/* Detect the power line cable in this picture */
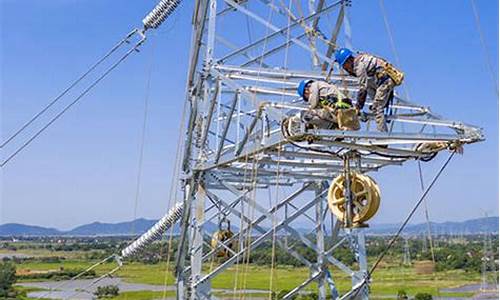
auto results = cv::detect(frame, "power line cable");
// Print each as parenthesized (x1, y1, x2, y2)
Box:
(0, 30, 138, 149)
(0, 38, 145, 168)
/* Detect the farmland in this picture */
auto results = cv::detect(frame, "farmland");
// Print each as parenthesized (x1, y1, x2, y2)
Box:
(1, 234, 497, 299)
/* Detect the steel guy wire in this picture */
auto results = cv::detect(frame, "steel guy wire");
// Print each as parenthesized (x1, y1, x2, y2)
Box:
(38, 202, 183, 299)
(37, 254, 116, 299)
(369, 151, 455, 275)
(349, 150, 456, 299)
(63, 265, 122, 300)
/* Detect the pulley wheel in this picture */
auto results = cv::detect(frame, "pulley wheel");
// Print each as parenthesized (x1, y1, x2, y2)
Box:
(327, 172, 381, 226)
(211, 230, 234, 258)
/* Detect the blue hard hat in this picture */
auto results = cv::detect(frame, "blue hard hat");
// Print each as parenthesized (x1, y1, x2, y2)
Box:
(297, 80, 313, 98)
(334, 48, 354, 67)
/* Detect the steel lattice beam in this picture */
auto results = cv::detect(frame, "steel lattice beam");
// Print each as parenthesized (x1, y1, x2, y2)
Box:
(174, 1, 483, 299)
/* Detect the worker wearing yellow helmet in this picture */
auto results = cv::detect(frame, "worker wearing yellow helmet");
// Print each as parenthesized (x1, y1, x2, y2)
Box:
(334, 48, 404, 132)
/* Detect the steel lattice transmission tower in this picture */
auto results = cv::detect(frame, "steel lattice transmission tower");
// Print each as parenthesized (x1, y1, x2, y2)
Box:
(171, 0, 483, 299)
(402, 237, 411, 266)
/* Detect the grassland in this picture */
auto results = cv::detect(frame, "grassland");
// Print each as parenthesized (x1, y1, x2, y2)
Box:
(15, 258, 479, 298)
(6, 235, 493, 299)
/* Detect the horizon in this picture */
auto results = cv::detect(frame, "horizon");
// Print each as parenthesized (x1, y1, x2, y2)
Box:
(1, 0, 499, 230)
(1, 215, 498, 232)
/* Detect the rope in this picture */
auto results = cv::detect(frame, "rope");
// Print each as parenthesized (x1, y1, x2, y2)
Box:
(161, 74, 192, 298)
(268, 0, 293, 296)
(241, 154, 259, 300)
(238, 112, 264, 298)
(0, 38, 146, 168)
(132, 39, 155, 237)
(268, 151, 281, 299)
(378, 0, 401, 69)
(235, 2, 277, 298)
(417, 160, 442, 298)
(230, 151, 254, 299)
(417, 161, 436, 263)
(157, 4, 194, 293)
(349, 150, 456, 298)
(0, 29, 138, 150)
(275, 0, 338, 51)
(378, 0, 412, 134)
(470, 0, 499, 96)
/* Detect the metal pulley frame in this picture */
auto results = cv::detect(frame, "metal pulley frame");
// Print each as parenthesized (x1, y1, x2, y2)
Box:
(210, 218, 235, 258)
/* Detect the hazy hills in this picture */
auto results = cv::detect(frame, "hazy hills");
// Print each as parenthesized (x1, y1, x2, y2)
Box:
(0, 217, 497, 237)
(366, 216, 499, 235)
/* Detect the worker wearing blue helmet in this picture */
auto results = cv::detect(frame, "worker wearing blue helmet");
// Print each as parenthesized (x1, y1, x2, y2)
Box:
(296, 79, 355, 130)
(334, 48, 404, 132)
(297, 79, 352, 109)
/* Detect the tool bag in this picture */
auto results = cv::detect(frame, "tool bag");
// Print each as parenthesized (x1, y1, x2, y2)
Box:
(336, 108, 360, 131)
(319, 91, 360, 131)
(382, 62, 404, 85)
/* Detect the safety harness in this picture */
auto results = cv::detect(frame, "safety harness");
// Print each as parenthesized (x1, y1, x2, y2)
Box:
(362, 55, 403, 121)
(363, 54, 404, 86)
(317, 86, 353, 110)
(314, 86, 360, 131)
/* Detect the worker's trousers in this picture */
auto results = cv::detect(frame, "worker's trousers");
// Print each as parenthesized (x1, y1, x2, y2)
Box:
(371, 78, 396, 132)
(301, 108, 337, 130)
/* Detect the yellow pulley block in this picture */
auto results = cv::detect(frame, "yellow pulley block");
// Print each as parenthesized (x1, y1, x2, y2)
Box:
(327, 172, 381, 227)
(211, 219, 235, 258)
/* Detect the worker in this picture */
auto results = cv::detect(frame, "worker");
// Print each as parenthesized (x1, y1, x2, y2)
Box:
(334, 48, 404, 132)
(296, 80, 353, 130)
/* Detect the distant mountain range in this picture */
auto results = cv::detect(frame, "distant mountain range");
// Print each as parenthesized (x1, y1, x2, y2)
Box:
(0, 219, 172, 237)
(0, 217, 497, 237)
(367, 216, 499, 235)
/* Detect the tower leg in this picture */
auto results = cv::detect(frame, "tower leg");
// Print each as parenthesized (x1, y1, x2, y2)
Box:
(190, 180, 211, 300)
(316, 184, 326, 300)
(176, 182, 193, 300)
(352, 228, 369, 300)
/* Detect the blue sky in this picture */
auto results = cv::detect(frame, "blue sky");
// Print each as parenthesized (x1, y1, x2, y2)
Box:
(1, 0, 498, 230)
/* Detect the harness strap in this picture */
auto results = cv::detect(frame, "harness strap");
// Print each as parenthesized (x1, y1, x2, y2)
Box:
(318, 85, 352, 109)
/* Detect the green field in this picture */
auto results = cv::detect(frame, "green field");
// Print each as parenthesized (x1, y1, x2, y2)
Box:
(15, 259, 479, 298)
(6, 234, 495, 299)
